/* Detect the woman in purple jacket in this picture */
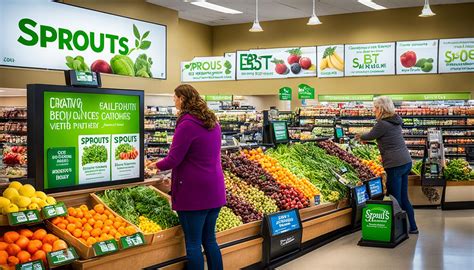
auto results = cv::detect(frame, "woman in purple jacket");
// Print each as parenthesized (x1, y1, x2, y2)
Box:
(148, 84, 226, 270)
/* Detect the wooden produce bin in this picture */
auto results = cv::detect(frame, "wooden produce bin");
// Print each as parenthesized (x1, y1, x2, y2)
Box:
(91, 185, 182, 245)
(443, 180, 474, 209)
(45, 194, 140, 259)
(301, 208, 352, 243)
(408, 175, 443, 207)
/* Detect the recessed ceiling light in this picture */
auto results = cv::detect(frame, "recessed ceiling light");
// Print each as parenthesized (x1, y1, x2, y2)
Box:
(190, 1, 242, 14)
(358, 0, 387, 10)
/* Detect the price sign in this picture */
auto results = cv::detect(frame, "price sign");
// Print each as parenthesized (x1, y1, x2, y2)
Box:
(42, 202, 68, 219)
(93, 239, 119, 256)
(120, 232, 145, 249)
(314, 195, 321, 206)
(8, 210, 41, 226)
(439, 38, 474, 73)
(47, 247, 79, 266)
(15, 260, 45, 270)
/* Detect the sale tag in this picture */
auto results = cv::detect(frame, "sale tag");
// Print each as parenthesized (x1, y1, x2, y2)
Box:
(314, 195, 321, 206)
(93, 239, 119, 256)
(8, 210, 41, 226)
(42, 202, 68, 219)
(47, 247, 79, 266)
(120, 232, 145, 250)
(15, 260, 45, 270)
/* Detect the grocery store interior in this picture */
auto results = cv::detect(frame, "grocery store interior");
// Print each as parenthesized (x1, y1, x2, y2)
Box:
(0, 0, 473, 269)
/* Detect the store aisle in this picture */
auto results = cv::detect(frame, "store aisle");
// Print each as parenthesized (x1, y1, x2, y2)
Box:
(278, 209, 474, 270)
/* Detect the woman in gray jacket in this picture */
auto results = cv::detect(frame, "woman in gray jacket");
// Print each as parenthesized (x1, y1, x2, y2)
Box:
(357, 96, 418, 234)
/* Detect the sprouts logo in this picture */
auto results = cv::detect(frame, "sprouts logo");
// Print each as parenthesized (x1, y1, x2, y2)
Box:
(183, 60, 232, 75)
(365, 208, 390, 222)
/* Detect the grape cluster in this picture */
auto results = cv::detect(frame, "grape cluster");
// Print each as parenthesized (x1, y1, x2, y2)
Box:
(224, 171, 279, 214)
(226, 193, 262, 223)
(216, 206, 243, 232)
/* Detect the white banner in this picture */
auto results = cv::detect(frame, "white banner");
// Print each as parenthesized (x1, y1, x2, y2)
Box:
(237, 47, 316, 80)
(439, 38, 474, 73)
(345, 42, 395, 76)
(0, 0, 166, 79)
(181, 53, 235, 82)
(396, 40, 438, 74)
(317, 45, 344, 78)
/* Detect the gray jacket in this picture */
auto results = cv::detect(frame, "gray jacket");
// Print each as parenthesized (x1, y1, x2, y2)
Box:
(360, 115, 412, 169)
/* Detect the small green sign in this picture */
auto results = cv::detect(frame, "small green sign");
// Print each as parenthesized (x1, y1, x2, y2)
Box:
(362, 203, 392, 242)
(204, 95, 233, 101)
(318, 94, 374, 102)
(297, 84, 315, 99)
(47, 147, 75, 189)
(42, 202, 68, 219)
(47, 247, 79, 266)
(272, 121, 289, 142)
(15, 260, 45, 270)
(8, 210, 41, 226)
(382, 92, 471, 101)
(279, 87, 292, 101)
(93, 239, 119, 256)
(120, 232, 145, 249)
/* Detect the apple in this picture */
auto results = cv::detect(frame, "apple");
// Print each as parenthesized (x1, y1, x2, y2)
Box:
(400, 51, 417, 68)
(91, 60, 112, 73)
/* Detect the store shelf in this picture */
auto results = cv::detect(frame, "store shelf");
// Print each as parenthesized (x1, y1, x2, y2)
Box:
(0, 118, 27, 121)
(340, 124, 375, 127)
(339, 116, 375, 119)
(146, 142, 171, 146)
(403, 125, 474, 129)
(0, 131, 27, 135)
(445, 153, 466, 157)
(401, 115, 474, 119)
(146, 153, 168, 157)
(442, 135, 474, 138)
(406, 145, 426, 148)
(144, 115, 177, 119)
(444, 144, 474, 147)
(403, 135, 427, 138)
(144, 128, 175, 132)
(299, 115, 337, 119)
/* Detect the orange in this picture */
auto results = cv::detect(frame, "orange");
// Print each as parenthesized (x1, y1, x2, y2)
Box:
(19, 229, 34, 239)
(84, 224, 93, 232)
(26, 240, 42, 254)
(73, 229, 82, 238)
(66, 216, 76, 224)
(74, 221, 83, 229)
(76, 211, 84, 219)
(16, 250, 31, 263)
(93, 204, 105, 214)
(0, 242, 8, 251)
(93, 214, 102, 221)
(125, 226, 136, 235)
(7, 255, 19, 266)
(86, 237, 96, 246)
(107, 234, 115, 240)
(66, 224, 76, 233)
(6, 244, 21, 256)
(52, 240, 67, 251)
(67, 207, 77, 217)
(113, 221, 121, 229)
(114, 232, 122, 240)
(100, 214, 108, 221)
(79, 204, 88, 212)
(81, 231, 90, 240)
(57, 223, 67, 230)
(108, 214, 115, 221)
(89, 210, 96, 215)
(109, 228, 117, 236)
(104, 210, 111, 216)
(32, 250, 47, 264)
(41, 243, 52, 253)
(87, 218, 96, 226)
(90, 228, 101, 237)
(102, 226, 111, 234)
(14, 236, 29, 250)
(84, 213, 92, 219)
(117, 227, 125, 234)
(61, 219, 69, 226)
(0, 250, 8, 264)
(51, 217, 63, 225)
(81, 218, 88, 225)
(104, 220, 113, 226)
(3, 232, 20, 244)
(94, 220, 103, 229)
(43, 234, 58, 245)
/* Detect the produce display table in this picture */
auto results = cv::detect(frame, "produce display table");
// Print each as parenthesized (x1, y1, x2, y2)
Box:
(42, 181, 352, 270)
(442, 180, 474, 210)
(408, 175, 443, 207)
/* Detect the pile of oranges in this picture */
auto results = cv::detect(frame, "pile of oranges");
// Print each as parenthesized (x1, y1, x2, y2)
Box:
(51, 204, 136, 247)
(242, 148, 320, 199)
(362, 159, 385, 177)
(0, 228, 67, 269)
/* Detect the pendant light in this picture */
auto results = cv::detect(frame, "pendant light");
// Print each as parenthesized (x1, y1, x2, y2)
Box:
(419, 0, 436, 17)
(307, 0, 322, 25)
(249, 0, 263, 32)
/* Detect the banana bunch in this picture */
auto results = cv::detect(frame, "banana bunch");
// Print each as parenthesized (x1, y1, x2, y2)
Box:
(320, 47, 344, 72)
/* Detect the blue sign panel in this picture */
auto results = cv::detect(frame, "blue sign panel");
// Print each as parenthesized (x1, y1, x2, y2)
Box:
(369, 178, 383, 197)
(355, 185, 368, 205)
(269, 210, 300, 236)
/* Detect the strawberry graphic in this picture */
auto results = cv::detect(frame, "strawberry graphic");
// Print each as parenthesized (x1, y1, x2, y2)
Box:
(286, 48, 302, 65)
(271, 58, 289, 75)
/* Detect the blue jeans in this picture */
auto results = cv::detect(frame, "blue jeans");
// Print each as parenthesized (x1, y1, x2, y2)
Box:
(385, 162, 418, 231)
(177, 207, 223, 270)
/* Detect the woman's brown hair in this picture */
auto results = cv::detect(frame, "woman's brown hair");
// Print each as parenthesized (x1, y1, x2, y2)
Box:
(175, 84, 218, 130)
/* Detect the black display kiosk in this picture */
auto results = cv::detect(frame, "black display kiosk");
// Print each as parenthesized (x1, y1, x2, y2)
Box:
(350, 184, 369, 229)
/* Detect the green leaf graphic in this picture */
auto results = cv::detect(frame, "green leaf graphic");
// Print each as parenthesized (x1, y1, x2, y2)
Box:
(133, 24, 140, 40)
(142, 31, 150, 40)
(135, 40, 139, 47)
(140, 41, 151, 50)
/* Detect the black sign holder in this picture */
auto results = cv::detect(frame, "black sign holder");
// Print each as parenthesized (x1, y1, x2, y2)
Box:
(365, 177, 384, 200)
(261, 209, 303, 268)
(349, 184, 369, 229)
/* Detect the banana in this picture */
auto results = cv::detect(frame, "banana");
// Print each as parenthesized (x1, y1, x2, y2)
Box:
(326, 56, 335, 69)
(319, 58, 328, 70)
(329, 55, 344, 72)
(332, 52, 344, 66)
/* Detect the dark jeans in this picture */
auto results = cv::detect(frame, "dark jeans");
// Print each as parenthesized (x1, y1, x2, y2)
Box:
(385, 162, 418, 231)
(177, 207, 223, 270)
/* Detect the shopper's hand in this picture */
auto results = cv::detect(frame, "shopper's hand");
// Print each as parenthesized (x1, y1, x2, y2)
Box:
(146, 162, 157, 170)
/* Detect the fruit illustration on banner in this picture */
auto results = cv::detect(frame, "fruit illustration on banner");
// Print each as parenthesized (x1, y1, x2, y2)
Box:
(400, 51, 417, 68)
(299, 57, 312, 70)
(320, 47, 343, 72)
(91, 60, 112, 74)
(271, 58, 289, 75)
(415, 58, 434, 72)
(286, 48, 302, 65)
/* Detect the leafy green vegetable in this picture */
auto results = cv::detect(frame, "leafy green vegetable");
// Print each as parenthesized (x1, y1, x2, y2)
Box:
(411, 160, 422, 176)
(128, 24, 152, 56)
(115, 143, 134, 159)
(323, 47, 336, 59)
(65, 55, 90, 72)
(444, 159, 473, 181)
(134, 54, 153, 78)
(351, 144, 380, 162)
(98, 186, 179, 229)
(110, 55, 135, 76)
(82, 144, 107, 166)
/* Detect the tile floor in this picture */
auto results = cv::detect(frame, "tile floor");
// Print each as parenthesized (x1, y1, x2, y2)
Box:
(278, 209, 474, 270)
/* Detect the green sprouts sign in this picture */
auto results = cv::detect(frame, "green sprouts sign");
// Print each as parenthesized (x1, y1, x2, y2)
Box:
(1, 0, 166, 78)
(181, 53, 236, 82)
(279, 87, 292, 101)
(362, 203, 392, 242)
(298, 84, 315, 99)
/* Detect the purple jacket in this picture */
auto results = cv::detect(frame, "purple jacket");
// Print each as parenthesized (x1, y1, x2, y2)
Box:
(156, 114, 226, 211)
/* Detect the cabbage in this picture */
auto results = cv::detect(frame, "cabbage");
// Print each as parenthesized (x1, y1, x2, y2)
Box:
(110, 55, 135, 76)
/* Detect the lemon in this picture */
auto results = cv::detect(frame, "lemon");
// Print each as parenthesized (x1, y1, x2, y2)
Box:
(13, 196, 31, 208)
(35, 191, 47, 200)
(8, 181, 23, 190)
(5, 203, 19, 213)
(28, 203, 40, 210)
(46, 196, 57, 205)
(3, 188, 19, 201)
(19, 184, 36, 198)
(18, 207, 27, 211)
(0, 197, 10, 209)
(38, 200, 48, 208)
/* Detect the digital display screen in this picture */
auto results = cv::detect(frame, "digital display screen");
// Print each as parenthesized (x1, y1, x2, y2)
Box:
(335, 127, 344, 139)
(272, 121, 289, 143)
(355, 185, 368, 205)
(269, 210, 300, 236)
(368, 178, 383, 197)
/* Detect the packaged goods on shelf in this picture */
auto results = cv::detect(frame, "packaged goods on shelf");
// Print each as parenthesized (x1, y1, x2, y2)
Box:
(312, 127, 333, 137)
(2, 145, 27, 166)
(405, 139, 426, 145)
(345, 127, 371, 135)
(341, 108, 373, 117)
(0, 107, 27, 119)
(300, 107, 339, 116)
(340, 119, 375, 125)
(396, 105, 474, 116)
(408, 149, 424, 158)
(0, 134, 27, 144)
(444, 138, 474, 144)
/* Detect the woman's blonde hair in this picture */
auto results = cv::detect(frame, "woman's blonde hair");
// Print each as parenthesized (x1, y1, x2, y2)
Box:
(373, 96, 396, 120)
